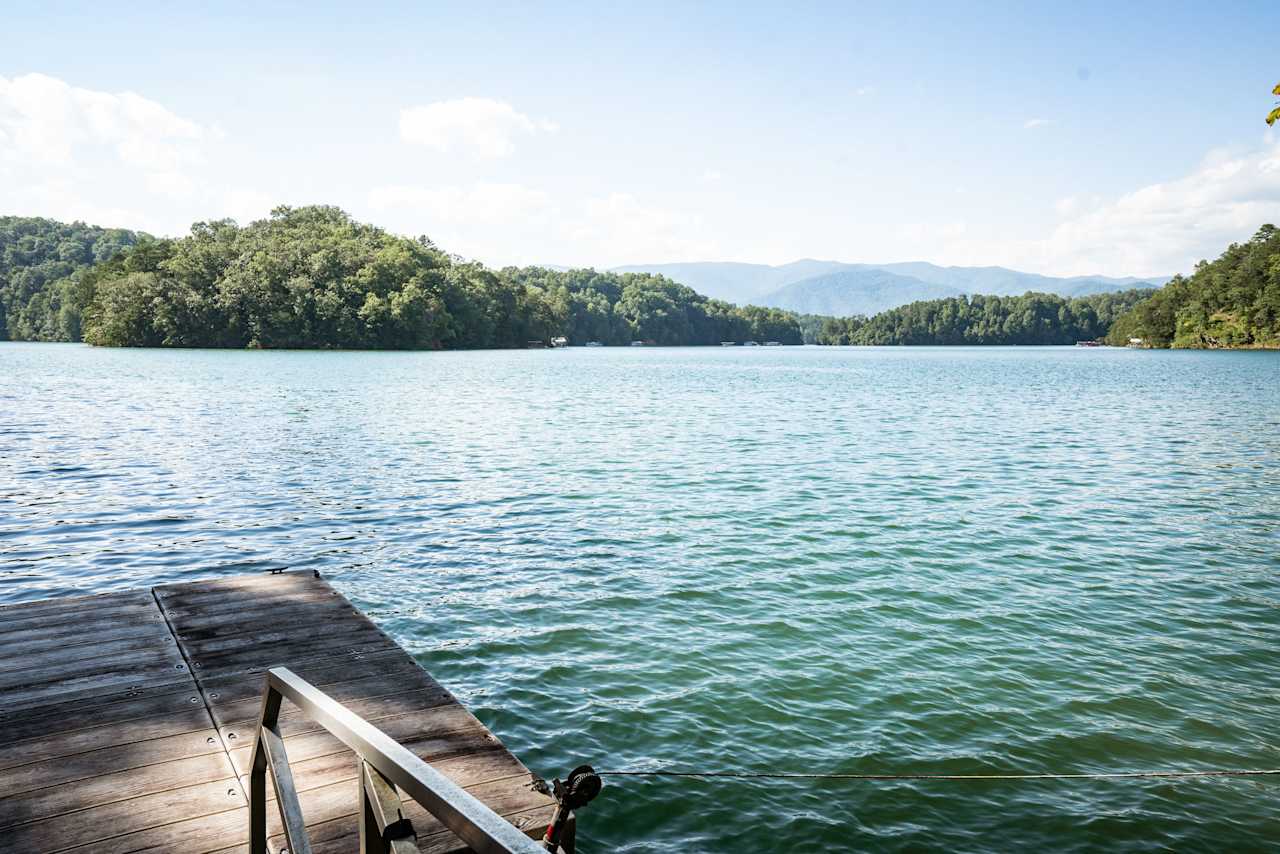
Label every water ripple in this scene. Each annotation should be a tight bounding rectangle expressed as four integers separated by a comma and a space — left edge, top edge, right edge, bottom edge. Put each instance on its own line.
1, 343, 1278, 850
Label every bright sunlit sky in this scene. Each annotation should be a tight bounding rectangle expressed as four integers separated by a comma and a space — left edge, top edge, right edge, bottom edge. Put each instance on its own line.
2, 1, 1277, 277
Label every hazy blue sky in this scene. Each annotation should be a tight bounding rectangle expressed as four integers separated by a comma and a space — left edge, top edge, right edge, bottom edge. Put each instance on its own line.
2, 1, 1277, 276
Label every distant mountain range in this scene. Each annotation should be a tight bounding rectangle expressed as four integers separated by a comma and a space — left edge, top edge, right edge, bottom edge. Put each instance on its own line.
608, 260, 1170, 317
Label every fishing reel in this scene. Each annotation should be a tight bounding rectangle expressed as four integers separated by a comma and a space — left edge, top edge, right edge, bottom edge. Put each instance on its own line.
534, 764, 602, 852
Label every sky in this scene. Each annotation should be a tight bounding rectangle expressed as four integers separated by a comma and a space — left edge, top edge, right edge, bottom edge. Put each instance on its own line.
1, 1, 1277, 278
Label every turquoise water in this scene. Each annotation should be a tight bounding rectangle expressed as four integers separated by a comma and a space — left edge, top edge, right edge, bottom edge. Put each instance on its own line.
1, 342, 1278, 850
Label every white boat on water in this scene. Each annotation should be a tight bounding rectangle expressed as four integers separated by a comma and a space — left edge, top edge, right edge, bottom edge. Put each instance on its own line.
630, 341, 645, 347
585, 341, 603, 347
720, 341, 736, 346
743, 340, 759, 347
764, 341, 782, 346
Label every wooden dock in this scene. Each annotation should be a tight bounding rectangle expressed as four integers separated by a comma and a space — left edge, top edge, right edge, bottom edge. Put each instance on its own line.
0, 570, 557, 853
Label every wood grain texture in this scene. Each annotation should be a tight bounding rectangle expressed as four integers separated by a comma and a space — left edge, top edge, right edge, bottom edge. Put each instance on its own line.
170, 572, 555, 850
0, 588, 241, 853
0, 571, 556, 854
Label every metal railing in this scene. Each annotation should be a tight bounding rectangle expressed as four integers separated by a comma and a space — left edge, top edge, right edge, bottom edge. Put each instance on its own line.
248, 666, 545, 854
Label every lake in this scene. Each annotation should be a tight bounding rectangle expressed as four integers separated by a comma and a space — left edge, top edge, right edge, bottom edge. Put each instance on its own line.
1, 342, 1278, 851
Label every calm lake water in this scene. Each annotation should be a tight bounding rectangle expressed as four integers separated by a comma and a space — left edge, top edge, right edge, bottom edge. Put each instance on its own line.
2, 342, 1278, 850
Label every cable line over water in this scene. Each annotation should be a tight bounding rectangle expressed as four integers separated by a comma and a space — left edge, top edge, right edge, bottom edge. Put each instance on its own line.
597, 768, 1280, 781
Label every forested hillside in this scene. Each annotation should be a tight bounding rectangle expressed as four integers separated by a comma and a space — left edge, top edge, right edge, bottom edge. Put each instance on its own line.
1106, 225, 1280, 348
504, 266, 801, 347
0, 217, 144, 341
814, 290, 1153, 345
52, 206, 803, 348
6, 208, 1272, 351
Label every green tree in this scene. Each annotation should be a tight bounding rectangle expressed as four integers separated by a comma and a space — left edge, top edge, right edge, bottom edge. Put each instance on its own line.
1106, 225, 1280, 348
0, 217, 144, 341
812, 290, 1153, 346
8, 207, 807, 350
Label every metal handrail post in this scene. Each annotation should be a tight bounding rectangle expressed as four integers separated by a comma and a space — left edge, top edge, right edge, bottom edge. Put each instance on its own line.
248, 681, 313, 854
248, 684, 280, 854
360, 759, 417, 854
247, 666, 543, 854
359, 766, 378, 854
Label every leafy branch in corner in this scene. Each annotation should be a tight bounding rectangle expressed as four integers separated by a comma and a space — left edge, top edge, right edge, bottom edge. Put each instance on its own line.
1268, 82, 1280, 127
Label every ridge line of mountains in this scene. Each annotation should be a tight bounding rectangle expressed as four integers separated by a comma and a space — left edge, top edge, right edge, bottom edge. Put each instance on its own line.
601, 260, 1170, 317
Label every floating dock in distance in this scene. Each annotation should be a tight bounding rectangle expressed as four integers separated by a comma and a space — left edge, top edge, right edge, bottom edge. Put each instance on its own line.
0, 570, 557, 853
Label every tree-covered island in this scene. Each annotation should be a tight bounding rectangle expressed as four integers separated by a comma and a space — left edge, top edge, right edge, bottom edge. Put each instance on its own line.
2, 207, 801, 348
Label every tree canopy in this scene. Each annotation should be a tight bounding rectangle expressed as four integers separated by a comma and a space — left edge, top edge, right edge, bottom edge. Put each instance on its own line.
4, 206, 803, 349
0, 216, 144, 342
1105, 225, 1280, 348
6, 207, 1276, 351
812, 289, 1153, 346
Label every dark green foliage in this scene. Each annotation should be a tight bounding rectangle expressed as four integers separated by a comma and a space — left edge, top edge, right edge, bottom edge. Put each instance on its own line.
794, 314, 831, 345
0, 216, 144, 341
503, 266, 803, 346
4, 206, 803, 349
79, 208, 458, 349
1105, 225, 1280, 348
813, 289, 1153, 345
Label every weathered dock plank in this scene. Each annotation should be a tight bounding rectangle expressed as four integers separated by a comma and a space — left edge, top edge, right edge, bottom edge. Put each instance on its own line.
0, 572, 556, 853
0, 681, 203, 746
156, 570, 556, 851
0, 589, 158, 624
0, 776, 246, 852
0, 590, 244, 853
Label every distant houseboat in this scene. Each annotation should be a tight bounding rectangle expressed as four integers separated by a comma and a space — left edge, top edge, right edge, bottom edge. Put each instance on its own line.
630, 341, 645, 347
1075, 340, 1102, 347
743, 340, 759, 347
551, 336, 568, 348
585, 341, 603, 347
720, 341, 736, 346
764, 341, 782, 346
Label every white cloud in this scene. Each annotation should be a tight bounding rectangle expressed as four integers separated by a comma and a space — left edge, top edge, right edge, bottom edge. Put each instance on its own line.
1023, 118, 1052, 129
0, 73, 205, 170
365, 184, 714, 267
0, 72, 283, 235
145, 170, 197, 199
218, 188, 277, 225
0, 73, 208, 231
398, 97, 556, 158
1053, 194, 1102, 217
570, 193, 715, 264
930, 142, 1280, 276
1031, 143, 1280, 274
368, 182, 556, 227
365, 182, 561, 263
4, 179, 158, 233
